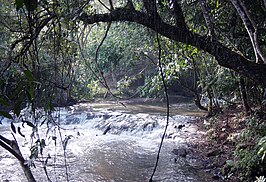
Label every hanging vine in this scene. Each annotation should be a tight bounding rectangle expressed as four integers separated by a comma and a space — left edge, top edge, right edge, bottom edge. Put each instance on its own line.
149, 32, 170, 182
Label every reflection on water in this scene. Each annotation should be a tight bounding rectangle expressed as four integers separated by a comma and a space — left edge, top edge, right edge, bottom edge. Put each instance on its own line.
0, 103, 211, 182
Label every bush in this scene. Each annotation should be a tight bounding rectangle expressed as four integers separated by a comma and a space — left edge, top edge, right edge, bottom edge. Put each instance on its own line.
232, 114, 266, 181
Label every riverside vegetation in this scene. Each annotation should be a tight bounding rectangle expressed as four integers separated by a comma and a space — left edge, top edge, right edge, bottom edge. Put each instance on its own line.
0, 0, 265, 181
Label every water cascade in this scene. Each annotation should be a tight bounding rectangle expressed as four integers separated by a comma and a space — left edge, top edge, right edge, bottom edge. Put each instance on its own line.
0, 103, 211, 181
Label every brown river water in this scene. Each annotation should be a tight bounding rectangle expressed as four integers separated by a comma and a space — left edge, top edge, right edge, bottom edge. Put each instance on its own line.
0, 101, 211, 182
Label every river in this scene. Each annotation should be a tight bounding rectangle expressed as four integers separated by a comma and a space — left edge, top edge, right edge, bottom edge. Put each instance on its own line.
0, 101, 211, 182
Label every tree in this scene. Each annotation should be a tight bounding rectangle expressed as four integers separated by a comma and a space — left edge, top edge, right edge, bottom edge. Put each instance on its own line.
75, 0, 266, 87
5, 0, 265, 86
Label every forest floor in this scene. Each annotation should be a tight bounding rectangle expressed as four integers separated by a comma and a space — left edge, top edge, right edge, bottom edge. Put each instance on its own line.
190, 105, 266, 181
189, 106, 246, 181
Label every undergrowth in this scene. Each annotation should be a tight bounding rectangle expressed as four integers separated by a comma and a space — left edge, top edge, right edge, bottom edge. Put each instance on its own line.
225, 111, 266, 181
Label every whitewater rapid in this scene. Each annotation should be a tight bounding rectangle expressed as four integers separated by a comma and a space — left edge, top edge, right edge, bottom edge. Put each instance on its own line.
0, 103, 210, 181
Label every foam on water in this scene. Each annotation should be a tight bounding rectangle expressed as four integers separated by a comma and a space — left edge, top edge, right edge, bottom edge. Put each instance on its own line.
0, 103, 210, 182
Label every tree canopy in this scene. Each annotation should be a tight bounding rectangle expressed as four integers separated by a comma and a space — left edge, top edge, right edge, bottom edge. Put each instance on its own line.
7, 0, 266, 87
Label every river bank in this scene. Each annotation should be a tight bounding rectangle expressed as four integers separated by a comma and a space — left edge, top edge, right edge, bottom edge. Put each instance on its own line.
83, 98, 226, 180
87, 98, 265, 181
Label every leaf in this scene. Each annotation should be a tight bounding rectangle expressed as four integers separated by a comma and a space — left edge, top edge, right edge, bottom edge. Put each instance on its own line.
22, 119, 35, 128
0, 98, 9, 106
226, 160, 234, 166
40, 118, 46, 126
40, 139, 46, 147
11, 122, 16, 133
23, 70, 35, 81
40, 139, 46, 155
0, 111, 13, 119
24, 0, 38, 11
27, 121, 35, 128
15, 0, 24, 10
18, 127, 25, 138
13, 101, 22, 117
62, 135, 73, 150
30, 144, 39, 159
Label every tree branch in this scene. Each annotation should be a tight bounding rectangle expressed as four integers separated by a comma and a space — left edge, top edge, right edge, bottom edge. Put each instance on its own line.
143, 0, 158, 17
98, 0, 111, 11
199, 0, 214, 36
77, 7, 266, 87
230, 0, 266, 63
0, 134, 12, 145
109, 0, 114, 10
0, 135, 25, 162
172, 0, 187, 29
11, 14, 55, 61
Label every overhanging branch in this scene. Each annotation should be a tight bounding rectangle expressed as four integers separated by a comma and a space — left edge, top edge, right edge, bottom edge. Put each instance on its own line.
78, 6, 266, 87
0, 135, 25, 162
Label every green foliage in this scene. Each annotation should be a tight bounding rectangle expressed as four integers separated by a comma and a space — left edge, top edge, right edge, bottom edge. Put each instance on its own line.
139, 76, 164, 98
15, 0, 38, 11
258, 136, 266, 161
86, 80, 99, 99
30, 138, 46, 160
232, 115, 266, 180
85, 22, 153, 73
0, 111, 13, 119
15, 0, 24, 10
117, 76, 134, 94
0, 0, 265, 180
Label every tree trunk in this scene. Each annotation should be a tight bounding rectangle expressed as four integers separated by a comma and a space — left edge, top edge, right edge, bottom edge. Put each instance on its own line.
262, 88, 266, 111
207, 89, 213, 117
0, 135, 36, 182
175, 79, 208, 111
239, 76, 251, 115
194, 94, 208, 111
230, 0, 265, 63
10, 140, 36, 182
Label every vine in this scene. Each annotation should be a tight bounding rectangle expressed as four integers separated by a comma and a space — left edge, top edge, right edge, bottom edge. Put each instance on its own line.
149, 32, 170, 182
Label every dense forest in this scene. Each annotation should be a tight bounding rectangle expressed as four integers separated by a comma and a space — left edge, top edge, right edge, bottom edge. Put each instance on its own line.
0, 0, 266, 181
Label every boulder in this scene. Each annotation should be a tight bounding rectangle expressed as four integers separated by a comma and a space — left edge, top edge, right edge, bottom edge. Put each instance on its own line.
172, 148, 188, 158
